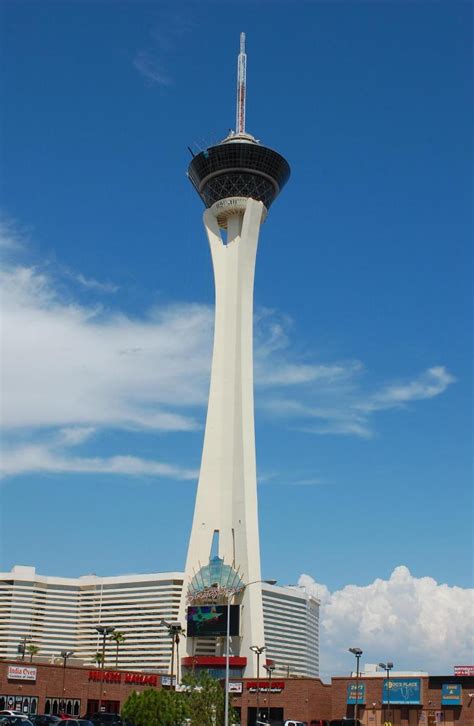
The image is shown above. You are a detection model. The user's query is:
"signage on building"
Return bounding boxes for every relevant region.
[7,665,37,681]
[161,675,177,687]
[347,684,366,704]
[228,682,243,693]
[88,670,158,686]
[454,666,474,676]
[382,678,421,705]
[442,684,462,705]
[187,605,240,637]
[246,681,285,693]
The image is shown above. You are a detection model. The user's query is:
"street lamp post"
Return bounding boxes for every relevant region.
[250,645,266,726]
[264,663,275,724]
[379,661,394,726]
[224,580,276,726]
[60,650,74,713]
[348,648,363,724]
[95,625,115,712]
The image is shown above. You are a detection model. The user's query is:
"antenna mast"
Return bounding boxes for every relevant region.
[236,32,247,135]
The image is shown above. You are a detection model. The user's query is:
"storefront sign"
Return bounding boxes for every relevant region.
[88,670,157,686]
[7,666,37,681]
[454,666,474,676]
[246,681,285,693]
[442,684,462,705]
[161,675,177,687]
[228,682,243,693]
[382,678,421,704]
[347,684,366,704]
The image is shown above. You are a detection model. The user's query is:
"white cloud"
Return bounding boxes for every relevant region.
[1,444,197,480]
[298,567,474,678]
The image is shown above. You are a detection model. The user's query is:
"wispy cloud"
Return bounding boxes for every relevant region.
[0,220,456,478]
[133,51,173,87]
[1,445,197,480]
[71,272,119,293]
[0,217,27,252]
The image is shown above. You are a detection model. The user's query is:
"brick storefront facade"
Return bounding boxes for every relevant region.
[0,660,473,726]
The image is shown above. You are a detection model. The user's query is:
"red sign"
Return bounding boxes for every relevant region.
[246,681,285,693]
[88,670,158,686]
[454,666,474,676]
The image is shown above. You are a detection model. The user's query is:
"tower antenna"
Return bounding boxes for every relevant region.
[236,32,247,135]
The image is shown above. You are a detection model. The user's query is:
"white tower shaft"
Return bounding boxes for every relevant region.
[180,199,265,676]
[236,32,247,134]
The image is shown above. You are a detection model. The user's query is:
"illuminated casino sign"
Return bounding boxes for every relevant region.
[88,670,158,686]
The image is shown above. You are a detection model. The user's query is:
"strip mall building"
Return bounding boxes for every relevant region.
[0,659,472,726]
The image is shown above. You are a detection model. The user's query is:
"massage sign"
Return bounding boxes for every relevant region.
[88,670,158,686]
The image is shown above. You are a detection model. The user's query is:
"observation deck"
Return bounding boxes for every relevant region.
[187,132,290,213]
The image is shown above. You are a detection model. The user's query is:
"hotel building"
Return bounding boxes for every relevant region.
[0,565,319,676]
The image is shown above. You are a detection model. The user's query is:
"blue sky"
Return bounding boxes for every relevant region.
[1,1,472,674]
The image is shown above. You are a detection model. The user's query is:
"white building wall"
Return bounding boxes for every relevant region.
[0,566,182,671]
[262,583,320,678]
[0,567,319,677]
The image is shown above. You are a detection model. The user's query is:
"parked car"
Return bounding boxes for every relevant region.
[56,722,93,726]
[30,719,61,725]
[90,716,122,726]
[0,708,28,719]
[310,721,329,726]
[0,718,34,726]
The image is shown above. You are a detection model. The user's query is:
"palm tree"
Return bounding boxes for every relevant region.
[110,631,126,668]
[92,651,104,666]
[26,644,39,662]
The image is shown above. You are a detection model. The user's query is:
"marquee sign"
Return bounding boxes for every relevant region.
[246,681,285,693]
[88,670,158,686]
[7,665,37,681]
[454,666,474,676]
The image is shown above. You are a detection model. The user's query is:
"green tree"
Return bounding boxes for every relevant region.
[182,671,233,726]
[110,631,126,667]
[26,644,39,662]
[121,672,237,726]
[92,651,104,666]
[122,687,187,726]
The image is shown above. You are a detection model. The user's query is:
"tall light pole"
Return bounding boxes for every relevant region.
[224,580,276,726]
[161,620,184,690]
[250,645,266,726]
[60,650,74,712]
[379,662,394,725]
[348,648,363,724]
[264,663,275,723]
[95,625,115,712]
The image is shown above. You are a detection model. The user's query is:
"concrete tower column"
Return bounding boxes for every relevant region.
[180,198,265,675]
